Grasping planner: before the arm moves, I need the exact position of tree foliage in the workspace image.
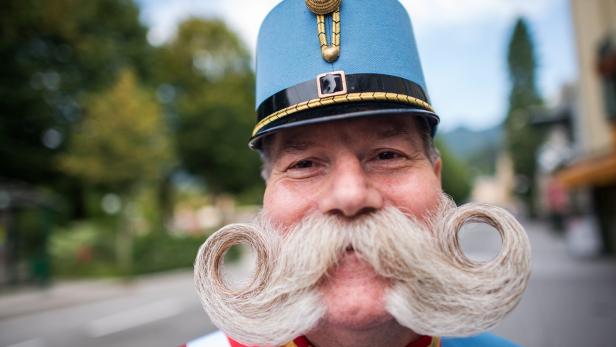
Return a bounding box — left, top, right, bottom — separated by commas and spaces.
505, 18, 544, 215
0, 0, 154, 185
159, 19, 263, 198
59, 69, 172, 190
437, 138, 472, 204
1, 1, 267, 281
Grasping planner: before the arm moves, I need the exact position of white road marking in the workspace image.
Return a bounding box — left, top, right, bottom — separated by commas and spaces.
5, 338, 45, 347
86, 298, 182, 337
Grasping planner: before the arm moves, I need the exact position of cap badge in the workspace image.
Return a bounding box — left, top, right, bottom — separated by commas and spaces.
306, 0, 341, 63
316, 71, 347, 98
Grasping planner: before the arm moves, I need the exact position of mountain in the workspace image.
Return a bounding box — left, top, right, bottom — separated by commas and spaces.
439, 123, 503, 159
438, 123, 504, 175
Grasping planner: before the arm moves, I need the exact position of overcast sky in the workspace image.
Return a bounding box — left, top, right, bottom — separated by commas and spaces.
136, 0, 577, 132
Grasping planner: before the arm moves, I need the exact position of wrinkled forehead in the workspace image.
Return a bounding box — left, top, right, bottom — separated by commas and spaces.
267, 116, 423, 154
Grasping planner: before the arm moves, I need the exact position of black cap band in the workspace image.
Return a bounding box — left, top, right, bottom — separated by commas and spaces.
256, 73, 431, 122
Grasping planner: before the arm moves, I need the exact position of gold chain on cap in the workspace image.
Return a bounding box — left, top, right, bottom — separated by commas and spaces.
305, 0, 341, 15
306, 0, 341, 62
317, 8, 340, 62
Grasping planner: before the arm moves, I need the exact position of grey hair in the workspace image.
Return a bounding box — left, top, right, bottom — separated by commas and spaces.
258, 143, 274, 181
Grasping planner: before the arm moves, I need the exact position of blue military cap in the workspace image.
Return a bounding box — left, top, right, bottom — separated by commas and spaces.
250, 0, 439, 149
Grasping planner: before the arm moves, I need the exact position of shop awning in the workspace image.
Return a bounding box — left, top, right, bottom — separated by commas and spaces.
557, 151, 616, 188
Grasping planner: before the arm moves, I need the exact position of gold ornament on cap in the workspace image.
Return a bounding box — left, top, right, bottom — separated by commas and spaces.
305, 0, 341, 15
316, 7, 341, 63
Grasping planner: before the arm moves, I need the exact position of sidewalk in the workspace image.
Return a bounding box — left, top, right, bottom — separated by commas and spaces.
0, 252, 255, 322
0, 270, 193, 320
0, 269, 208, 347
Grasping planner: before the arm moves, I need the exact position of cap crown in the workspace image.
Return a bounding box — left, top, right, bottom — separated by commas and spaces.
256, 0, 429, 108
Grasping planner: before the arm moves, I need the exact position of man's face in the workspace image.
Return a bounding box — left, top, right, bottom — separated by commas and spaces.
262, 116, 442, 329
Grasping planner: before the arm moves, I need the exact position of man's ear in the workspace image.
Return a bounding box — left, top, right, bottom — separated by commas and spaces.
433, 158, 442, 181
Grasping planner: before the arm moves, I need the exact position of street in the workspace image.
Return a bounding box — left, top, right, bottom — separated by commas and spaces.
493, 221, 616, 347
1, 220, 615, 347
0, 271, 215, 347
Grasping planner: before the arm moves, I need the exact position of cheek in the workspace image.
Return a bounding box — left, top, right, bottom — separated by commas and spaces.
263, 180, 320, 229
378, 171, 442, 220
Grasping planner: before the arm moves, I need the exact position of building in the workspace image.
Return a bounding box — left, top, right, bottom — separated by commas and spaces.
557, 0, 616, 253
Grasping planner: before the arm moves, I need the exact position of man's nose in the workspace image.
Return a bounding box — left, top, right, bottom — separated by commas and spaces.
318, 157, 384, 218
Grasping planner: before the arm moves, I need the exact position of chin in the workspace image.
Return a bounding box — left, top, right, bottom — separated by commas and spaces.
319, 252, 394, 330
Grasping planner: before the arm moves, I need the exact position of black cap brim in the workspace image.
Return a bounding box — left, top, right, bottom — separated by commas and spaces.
249, 102, 439, 150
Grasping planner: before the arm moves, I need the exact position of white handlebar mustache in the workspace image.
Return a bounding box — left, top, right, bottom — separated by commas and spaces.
194, 194, 531, 346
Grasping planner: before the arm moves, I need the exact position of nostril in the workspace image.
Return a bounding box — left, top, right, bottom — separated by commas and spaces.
328, 207, 376, 219
356, 207, 377, 216
328, 209, 346, 218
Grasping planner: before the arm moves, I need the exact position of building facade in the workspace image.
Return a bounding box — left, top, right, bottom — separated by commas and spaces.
559, 0, 616, 253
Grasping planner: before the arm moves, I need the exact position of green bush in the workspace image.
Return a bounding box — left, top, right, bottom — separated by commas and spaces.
132, 232, 241, 274
132, 232, 206, 275
50, 220, 242, 278
50, 221, 118, 278
437, 138, 473, 204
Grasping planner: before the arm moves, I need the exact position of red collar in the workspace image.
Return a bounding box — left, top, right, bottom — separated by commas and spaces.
228, 335, 438, 347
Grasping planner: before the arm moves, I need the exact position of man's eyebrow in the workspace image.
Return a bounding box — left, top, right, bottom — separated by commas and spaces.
279, 139, 317, 152
375, 125, 411, 139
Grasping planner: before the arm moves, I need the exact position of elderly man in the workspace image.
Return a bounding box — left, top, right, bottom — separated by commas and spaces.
187, 0, 530, 346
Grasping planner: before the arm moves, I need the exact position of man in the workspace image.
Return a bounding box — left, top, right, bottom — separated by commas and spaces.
187, 0, 530, 346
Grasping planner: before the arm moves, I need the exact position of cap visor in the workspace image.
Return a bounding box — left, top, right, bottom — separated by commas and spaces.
249, 103, 439, 149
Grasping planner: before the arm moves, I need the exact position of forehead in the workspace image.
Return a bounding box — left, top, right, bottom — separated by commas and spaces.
269, 116, 421, 151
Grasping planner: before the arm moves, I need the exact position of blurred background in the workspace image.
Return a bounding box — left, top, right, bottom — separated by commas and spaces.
0, 0, 615, 346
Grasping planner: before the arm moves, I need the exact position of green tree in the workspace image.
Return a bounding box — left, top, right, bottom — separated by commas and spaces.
0, 0, 156, 217
58, 69, 172, 275
0, 0, 161, 280
437, 138, 472, 204
59, 69, 172, 190
159, 19, 263, 200
505, 18, 544, 216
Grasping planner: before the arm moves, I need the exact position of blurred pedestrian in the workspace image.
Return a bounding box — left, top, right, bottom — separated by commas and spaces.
547, 178, 569, 233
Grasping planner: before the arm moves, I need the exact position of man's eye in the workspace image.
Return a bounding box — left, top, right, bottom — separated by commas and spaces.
290, 160, 314, 169
285, 159, 321, 178
376, 151, 402, 160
